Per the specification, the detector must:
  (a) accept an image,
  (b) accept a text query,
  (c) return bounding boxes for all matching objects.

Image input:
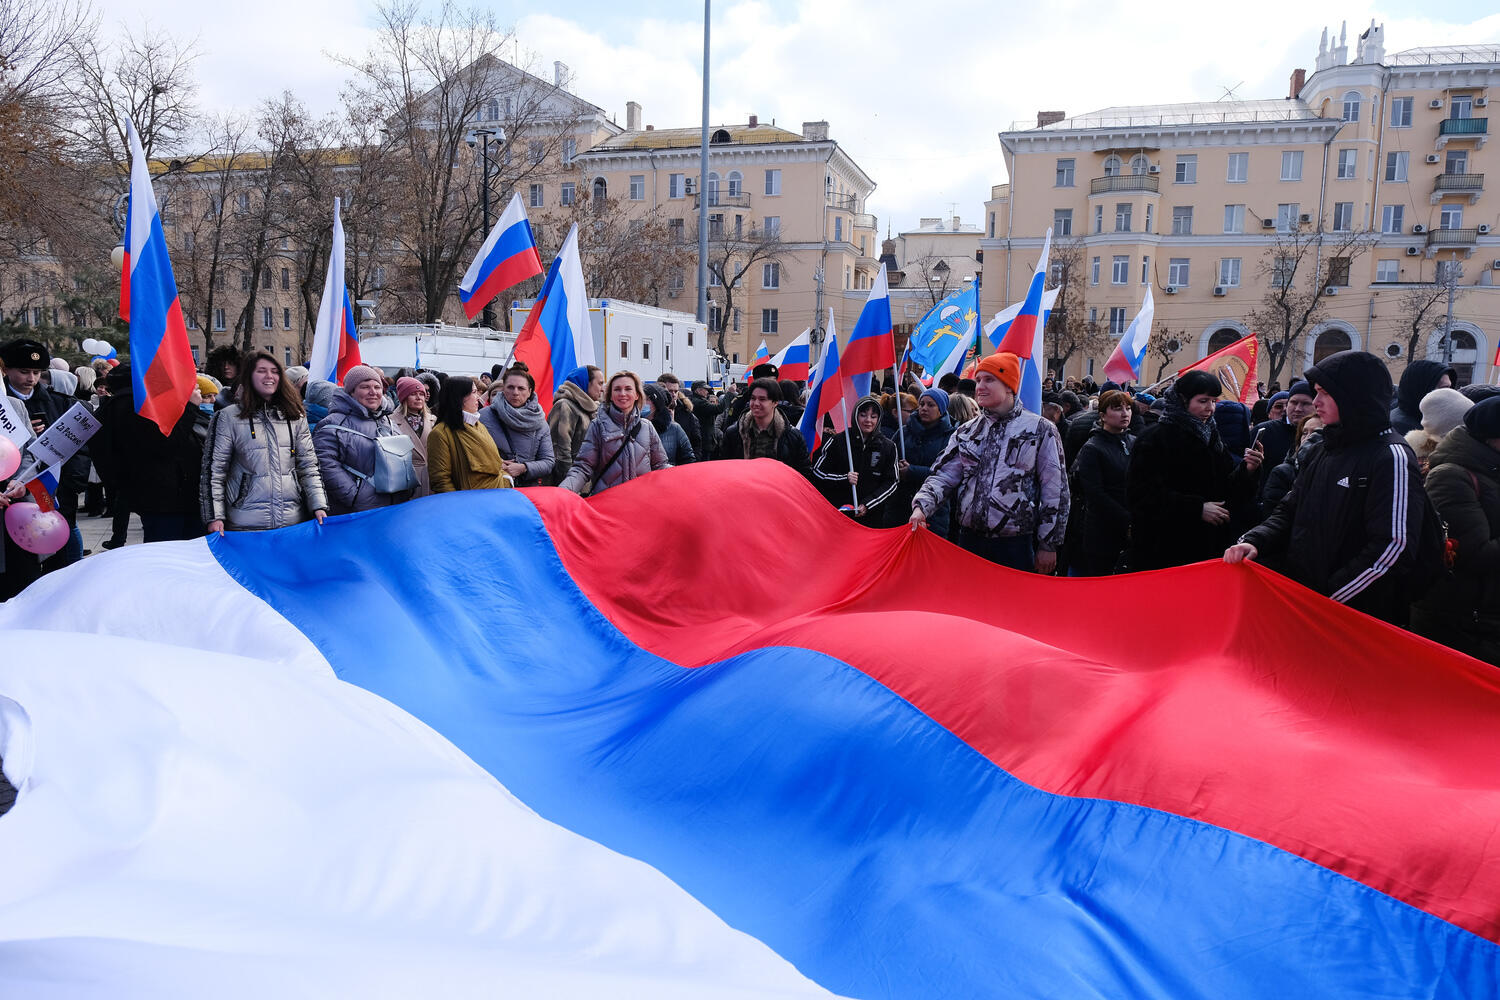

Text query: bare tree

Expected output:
[910,255,959,311]
[704,222,789,357]
[1393,271,1463,365]
[539,191,694,306]
[1246,222,1377,385]
[1042,238,1111,378]
[1148,324,1185,385]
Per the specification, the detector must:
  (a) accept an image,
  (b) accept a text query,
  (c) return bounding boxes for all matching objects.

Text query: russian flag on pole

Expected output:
[511,223,593,413]
[1103,286,1156,385]
[993,229,1054,413]
[3,463,1499,999]
[307,198,361,384]
[459,193,544,321]
[838,267,894,398]
[771,329,811,382]
[748,340,772,372]
[797,311,855,452]
[119,122,196,436]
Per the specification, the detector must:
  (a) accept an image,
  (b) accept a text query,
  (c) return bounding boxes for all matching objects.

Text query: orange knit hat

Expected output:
[974,352,1022,395]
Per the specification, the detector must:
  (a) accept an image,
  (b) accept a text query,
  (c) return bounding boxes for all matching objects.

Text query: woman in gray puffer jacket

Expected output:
[560,371,669,495]
[479,367,555,486]
[313,365,415,515]
[202,350,328,534]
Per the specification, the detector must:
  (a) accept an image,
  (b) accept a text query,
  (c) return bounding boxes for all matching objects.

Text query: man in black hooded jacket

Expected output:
[1390,359,1456,435]
[1226,350,1428,625]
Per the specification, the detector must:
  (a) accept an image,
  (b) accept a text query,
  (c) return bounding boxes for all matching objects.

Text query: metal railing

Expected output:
[694,192,751,209]
[1439,117,1488,136]
[826,193,859,211]
[853,212,877,230]
[1090,174,1160,194]
[1433,172,1484,192]
[1427,227,1480,246]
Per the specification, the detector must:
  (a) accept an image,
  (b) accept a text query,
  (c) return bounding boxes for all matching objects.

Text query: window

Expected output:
[562,139,576,166]
[1389,96,1413,127]
[1223,204,1245,233]
[186,315,198,330]
[1093,205,1103,234]
[529,183,544,208]
[727,171,742,197]
[528,141,545,166]
[1332,202,1354,232]
[1341,90,1361,122]
[763,216,780,236]
[262,306,273,329]
[1280,150,1303,181]
[1053,208,1073,236]
[761,308,778,334]
[1141,255,1150,284]
[1226,152,1248,183]
[1384,152,1408,182]
[1175,155,1197,184]
[669,173,685,198]
[687,329,694,347]
[283,346,292,366]
[260,269,271,290]
[1375,259,1400,283]
[281,268,289,290]
[1103,155,1121,176]
[1055,158,1075,186]
[1111,255,1129,284]
[1452,95,1473,120]
[844,266,851,289]
[764,169,781,195]
[733,308,740,332]
[833,217,843,242]
[1171,206,1193,235]
[237,192,250,213]
[628,174,645,200]
[1108,307,1128,335]
[1049,261,1065,285]
[241,272,250,291]
[1090,256,1100,285]
[1272,255,1295,289]
[708,306,721,331]
[620,339,630,359]
[184,231,194,252]
[1327,256,1351,287]
[560,182,575,206]
[705,172,719,205]
[372,266,386,290]
[592,177,607,202]
[1381,205,1404,233]
[1219,258,1241,287]
[988,212,995,237]
[1144,204,1153,233]
[213,308,226,331]
[1336,148,1357,179]
[1130,155,1149,175]
[1440,204,1464,229]
[282,307,291,330]
[762,262,779,288]
[1114,203,1132,232]
[1276,203,1301,233]
[642,341,651,360]
[1168,258,1190,287]
[708,264,722,285]
[668,218,685,241]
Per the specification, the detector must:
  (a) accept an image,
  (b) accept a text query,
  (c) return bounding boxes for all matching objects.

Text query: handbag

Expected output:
[336,423,419,494]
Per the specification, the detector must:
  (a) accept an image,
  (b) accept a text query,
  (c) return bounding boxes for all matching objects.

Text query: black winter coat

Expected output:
[719,420,813,479]
[6,382,89,493]
[1126,416,1256,570]
[894,414,954,537]
[1391,360,1456,435]
[1412,427,1500,662]
[1071,427,1134,573]
[811,428,899,527]
[95,392,204,516]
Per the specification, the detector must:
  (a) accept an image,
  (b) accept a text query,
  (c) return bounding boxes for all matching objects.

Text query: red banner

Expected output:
[1177,333,1259,403]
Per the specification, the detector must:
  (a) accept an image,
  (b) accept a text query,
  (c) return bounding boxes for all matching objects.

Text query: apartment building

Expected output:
[985,25,1500,385]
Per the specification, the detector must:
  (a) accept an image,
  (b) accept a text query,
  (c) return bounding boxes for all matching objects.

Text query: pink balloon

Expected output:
[0,436,18,480]
[5,502,71,555]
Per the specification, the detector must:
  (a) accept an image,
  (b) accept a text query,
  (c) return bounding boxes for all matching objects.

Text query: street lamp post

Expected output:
[472,127,499,331]
[1440,258,1460,366]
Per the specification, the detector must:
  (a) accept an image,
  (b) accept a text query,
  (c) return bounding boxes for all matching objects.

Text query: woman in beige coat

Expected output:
[393,376,436,496]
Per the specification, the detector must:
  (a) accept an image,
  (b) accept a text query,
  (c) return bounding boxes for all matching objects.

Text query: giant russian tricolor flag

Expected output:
[459,192,544,321]
[119,122,196,436]
[511,224,593,413]
[307,198,361,384]
[838,267,894,398]
[771,328,811,382]
[3,464,1499,998]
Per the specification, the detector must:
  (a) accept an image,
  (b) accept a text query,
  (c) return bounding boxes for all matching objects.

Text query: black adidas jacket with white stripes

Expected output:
[1242,350,1427,625]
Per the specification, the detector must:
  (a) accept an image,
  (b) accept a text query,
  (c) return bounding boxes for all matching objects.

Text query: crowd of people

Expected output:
[3,335,1497,664]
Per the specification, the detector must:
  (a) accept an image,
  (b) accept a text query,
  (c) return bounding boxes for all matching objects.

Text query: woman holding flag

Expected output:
[812,395,899,526]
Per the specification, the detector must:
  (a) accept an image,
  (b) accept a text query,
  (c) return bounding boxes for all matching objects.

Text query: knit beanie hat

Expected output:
[919,387,950,413]
[974,352,1022,395]
[1288,380,1314,400]
[564,366,591,391]
[395,376,426,405]
[284,365,310,387]
[195,374,219,396]
[342,364,384,393]
[1419,387,1473,438]
[1268,390,1290,405]
[1464,396,1500,441]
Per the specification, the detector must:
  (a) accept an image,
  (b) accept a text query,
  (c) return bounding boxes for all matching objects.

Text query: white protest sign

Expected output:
[0,395,31,450]
[26,402,100,469]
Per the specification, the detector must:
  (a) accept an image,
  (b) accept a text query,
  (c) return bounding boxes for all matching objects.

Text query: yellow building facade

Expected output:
[985,28,1500,386]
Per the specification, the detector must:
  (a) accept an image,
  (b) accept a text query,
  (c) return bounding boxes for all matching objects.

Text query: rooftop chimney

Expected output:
[1288,68,1306,99]
[1036,110,1066,128]
[645,124,654,131]
[802,120,829,141]
[919,217,942,228]
[554,60,570,90]
[749,114,758,128]
[626,101,642,131]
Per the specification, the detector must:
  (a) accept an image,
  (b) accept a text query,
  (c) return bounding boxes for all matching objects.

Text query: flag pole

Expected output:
[839,395,859,511]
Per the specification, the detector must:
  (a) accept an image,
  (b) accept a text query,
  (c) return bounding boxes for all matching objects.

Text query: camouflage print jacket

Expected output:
[912,403,1070,550]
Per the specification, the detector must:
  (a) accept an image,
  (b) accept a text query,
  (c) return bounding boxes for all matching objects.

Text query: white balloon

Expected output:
[81,338,102,354]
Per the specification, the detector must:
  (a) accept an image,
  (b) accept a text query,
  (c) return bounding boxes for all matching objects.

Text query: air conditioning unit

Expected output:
[1262,218,1276,229]
[1426,154,1441,164]
[1213,285,1227,296]
[1147,164,1160,174]
[1299,213,1312,224]
[684,178,697,195]
[1412,223,1427,234]
[667,288,680,298]
[1164,285,1179,295]
[1430,99,1445,109]
[1477,97,1489,108]
[1406,246,1422,256]
[1324,285,1339,296]
[1492,258,1500,270]
[1479,223,1492,234]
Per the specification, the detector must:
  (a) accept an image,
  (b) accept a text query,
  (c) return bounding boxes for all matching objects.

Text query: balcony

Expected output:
[1431,172,1484,204]
[1437,117,1488,150]
[1426,227,1479,250]
[827,192,860,211]
[1089,173,1159,195]
[853,212,877,231]
[693,192,751,209]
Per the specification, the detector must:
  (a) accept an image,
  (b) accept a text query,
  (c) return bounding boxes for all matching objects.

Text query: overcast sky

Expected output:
[94,0,1500,236]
